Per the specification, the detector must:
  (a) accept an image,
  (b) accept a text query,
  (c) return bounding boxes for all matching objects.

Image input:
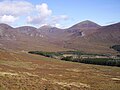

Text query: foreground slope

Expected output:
[0,49,120,90]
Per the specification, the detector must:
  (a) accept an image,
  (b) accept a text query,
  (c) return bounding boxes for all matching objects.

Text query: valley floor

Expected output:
[0,50,120,90]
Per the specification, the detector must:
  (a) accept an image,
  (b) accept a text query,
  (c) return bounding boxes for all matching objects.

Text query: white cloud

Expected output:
[51,15,68,24]
[0,0,33,24]
[36,3,52,18]
[0,1,69,28]
[43,15,69,27]
[27,16,46,25]
[0,15,18,24]
[27,15,69,27]
[54,24,61,28]
[27,3,52,25]
[0,0,34,16]
[52,15,68,21]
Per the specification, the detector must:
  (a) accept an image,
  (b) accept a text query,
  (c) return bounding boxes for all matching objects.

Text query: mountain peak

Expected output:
[79,20,96,24]
[76,20,101,27]
[39,25,53,30]
[0,23,13,29]
[68,20,101,32]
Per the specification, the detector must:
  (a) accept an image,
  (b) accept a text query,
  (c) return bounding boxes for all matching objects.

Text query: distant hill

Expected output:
[0,24,67,51]
[0,20,120,54]
[64,20,101,39]
[86,22,120,44]
[67,20,101,33]
[64,22,120,54]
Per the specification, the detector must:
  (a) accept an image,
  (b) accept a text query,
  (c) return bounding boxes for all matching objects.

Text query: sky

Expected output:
[0,0,120,28]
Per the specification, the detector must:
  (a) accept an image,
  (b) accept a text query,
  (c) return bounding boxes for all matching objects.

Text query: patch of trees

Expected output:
[28,51,120,67]
[79,58,120,67]
[111,45,120,52]
[61,57,120,67]
[28,51,62,58]
[117,55,120,57]
[61,56,73,61]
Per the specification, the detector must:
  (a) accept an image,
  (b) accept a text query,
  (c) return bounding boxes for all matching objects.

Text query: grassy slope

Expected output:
[0,50,120,90]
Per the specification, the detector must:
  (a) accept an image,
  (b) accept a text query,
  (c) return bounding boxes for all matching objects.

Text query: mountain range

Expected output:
[0,20,120,54]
